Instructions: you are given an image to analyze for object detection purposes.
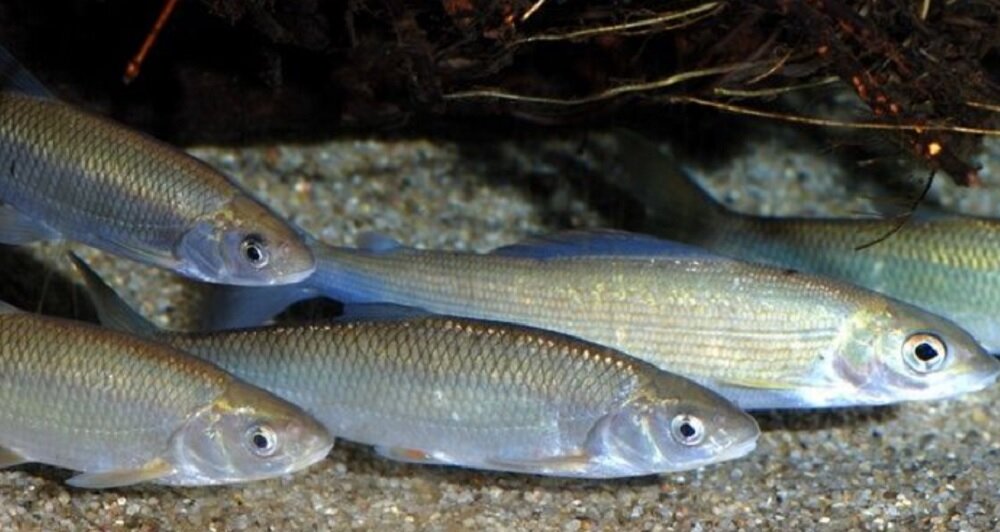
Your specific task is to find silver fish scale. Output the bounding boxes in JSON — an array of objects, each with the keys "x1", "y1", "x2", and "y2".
[
  {"x1": 164, "y1": 317, "x2": 657, "y2": 460},
  {"x1": 323, "y1": 249, "x2": 857, "y2": 386},
  {"x1": 706, "y1": 215, "x2": 1000, "y2": 350},
  {"x1": 0, "y1": 93, "x2": 233, "y2": 251},
  {"x1": 0, "y1": 313, "x2": 228, "y2": 473}
]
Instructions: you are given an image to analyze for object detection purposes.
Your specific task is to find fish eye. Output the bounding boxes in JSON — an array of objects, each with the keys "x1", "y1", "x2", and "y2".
[
  {"x1": 670, "y1": 414, "x2": 705, "y2": 446},
  {"x1": 246, "y1": 424, "x2": 278, "y2": 457},
  {"x1": 902, "y1": 333, "x2": 948, "y2": 373},
  {"x1": 240, "y1": 235, "x2": 269, "y2": 269}
]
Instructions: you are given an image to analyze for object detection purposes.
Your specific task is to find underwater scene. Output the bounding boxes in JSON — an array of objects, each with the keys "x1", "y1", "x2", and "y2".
[{"x1": 0, "y1": 1, "x2": 998, "y2": 530}]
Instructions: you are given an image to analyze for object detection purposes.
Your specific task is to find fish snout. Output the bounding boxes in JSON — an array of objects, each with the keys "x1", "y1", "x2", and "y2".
[{"x1": 705, "y1": 408, "x2": 760, "y2": 463}]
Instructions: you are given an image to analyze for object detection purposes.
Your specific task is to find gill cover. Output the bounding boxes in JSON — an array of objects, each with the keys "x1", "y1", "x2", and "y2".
[{"x1": 176, "y1": 221, "x2": 226, "y2": 283}]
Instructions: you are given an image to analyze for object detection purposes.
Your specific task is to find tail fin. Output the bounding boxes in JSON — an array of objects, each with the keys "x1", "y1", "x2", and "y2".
[
  {"x1": 68, "y1": 254, "x2": 159, "y2": 337},
  {"x1": 613, "y1": 130, "x2": 731, "y2": 241}
]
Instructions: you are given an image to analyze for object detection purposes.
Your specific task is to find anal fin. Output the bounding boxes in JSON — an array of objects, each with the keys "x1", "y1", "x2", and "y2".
[
  {"x1": 0, "y1": 446, "x2": 29, "y2": 468},
  {"x1": 66, "y1": 457, "x2": 174, "y2": 489}
]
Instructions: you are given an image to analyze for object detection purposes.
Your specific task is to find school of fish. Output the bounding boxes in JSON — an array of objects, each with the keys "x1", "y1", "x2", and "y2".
[{"x1": 0, "y1": 46, "x2": 997, "y2": 489}]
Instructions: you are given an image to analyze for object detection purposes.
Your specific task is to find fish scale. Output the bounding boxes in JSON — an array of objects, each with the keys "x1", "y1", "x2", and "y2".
[
  {"x1": 615, "y1": 132, "x2": 1000, "y2": 353},
  {"x1": 0, "y1": 313, "x2": 223, "y2": 473},
  {"x1": 138, "y1": 315, "x2": 757, "y2": 477},
  {"x1": 0, "y1": 306, "x2": 333, "y2": 488},
  {"x1": 0, "y1": 93, "x2": 225, "y2": 245},
  {"x1": 322, "y1": 251, "x2": 847, "y2": 388},
  {"x1": 199, "y1": 228, "x2": 999, "y2": 409},
  {"x1": 700, "y1": 216, "x2": 1000, "y2": 350},
  {"x1": 0, "y1": 47, "x2": 315, "y2": 285}
]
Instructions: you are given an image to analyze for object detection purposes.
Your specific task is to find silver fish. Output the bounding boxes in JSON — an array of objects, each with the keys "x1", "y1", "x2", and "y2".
[
  {"x1": 194, "y1": 230, "x2": 999, "y2": 410},
  {"x1": 0, "y1": 302, "x2": 332, "y2": 488},
  {"x1": 74, "y1": 256, "x2": 759, "y2": 479},
  {"x1": 0, "y1": 47, "x2": 314, "y2": 285},
  {"x1": 615, "y1": 131, "x2": 1000, "y2": 353}
]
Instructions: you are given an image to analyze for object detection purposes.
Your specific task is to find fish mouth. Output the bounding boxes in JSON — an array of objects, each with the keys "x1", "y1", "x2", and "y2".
[
  {"x1": 296, "y1": 439, "x2": 335, "y2": 472},
  {"x1": 713, "y1": 437, "x2": 758, "y2": 464},
  {"x1": 216, "y1": 263, "x2": 316, "y2": 287},
  {"x1": 935, "y1": 367, "x2": 1000, "y2": 399},
  {"x1": 269, "y1": 265, "x2": 316, "y2": 286},
  {"x1": 675, "y1": 441, "x2": 758, "y2": 474},
  {"x1": 883, "y1": 365, "x2": 1000, "y2": 404},
  {"x1": 677, "y1": 436, "x2": 758, "y2": 472}
]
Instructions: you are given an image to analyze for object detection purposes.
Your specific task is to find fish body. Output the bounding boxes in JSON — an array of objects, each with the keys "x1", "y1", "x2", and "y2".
[
  {"x1": 686, "y1": 216, "x2": 1000, "y2": 355},
  {"x1": 72, "y1": 261, "x2": 759, "y2": 478},
  {"x1": 198, "y1": 231, "x2": 1000, "y2": 410},
  {"x1": 616, "y1": 132, "x2": 1000, "y2": 353},
  {"x1": 0, "y1": 303, "x2": 332, "y2": 488},
  {"x1": 0, "y1": 48, "x2": 314, "y2": 285},
  {"x1": 172, "y1": 318, "x2": 760, "y2": 478}
]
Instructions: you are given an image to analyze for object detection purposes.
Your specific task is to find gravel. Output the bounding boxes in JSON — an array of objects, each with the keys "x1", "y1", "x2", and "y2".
[{"x1": 2, "y1": 132, "x2": 999, "y2": 531}]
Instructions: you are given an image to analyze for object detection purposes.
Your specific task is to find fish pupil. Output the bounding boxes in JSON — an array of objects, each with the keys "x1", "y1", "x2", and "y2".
[
  {"x1": 679, "y1": 423, "x2": 697, "y2": 439},
  {"x1": 252, "y1": 433, "x2": 270, "y2": 449},
  {"x1": 245, "y1": 244, "x2": 263, "y2": 263},
  {"x1": 915, "y1": 343, "x2": 939, "y2": 362}
]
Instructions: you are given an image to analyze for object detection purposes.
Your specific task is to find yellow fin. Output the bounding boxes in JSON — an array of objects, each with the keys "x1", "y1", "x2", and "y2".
[{"x1": 66, "y1": 458, "x2": 174, "y2": 489}]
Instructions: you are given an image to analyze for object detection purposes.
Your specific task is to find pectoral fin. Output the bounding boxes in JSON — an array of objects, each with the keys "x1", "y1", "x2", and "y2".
[
  {"x1": 0, "y1": 446, "x2": 29, "y2": 468},
  {"x1": 0, "y1": 205, "x2": 60, "y2": 245},
  {"x1": 66, "y1": 458, "x2": 174, "y2": 489}
]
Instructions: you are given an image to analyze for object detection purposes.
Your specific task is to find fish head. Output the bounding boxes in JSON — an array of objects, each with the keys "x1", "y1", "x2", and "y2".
[
  {"x1": 170, "y1": 382, "x2": 334, "y2": 485},
  {"x1": 176, "y1": 196, "x2": 316, "y2": 286},
  {"x1": 838, "y1": 301, "x2": 1000, "y2": 404},
  {"x1": 590, "y1": 382, "x2": 759, "y2": 475}
]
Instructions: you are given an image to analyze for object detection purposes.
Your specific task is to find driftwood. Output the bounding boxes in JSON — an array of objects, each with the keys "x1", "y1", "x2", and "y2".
[{"x1": 2, "y1": 0, "x2": 997, "y2": 185}]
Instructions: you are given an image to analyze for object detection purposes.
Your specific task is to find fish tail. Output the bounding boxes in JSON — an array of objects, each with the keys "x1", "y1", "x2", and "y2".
[{"x1": 615, "y1": 130, "x2": 734, "y2": 241}]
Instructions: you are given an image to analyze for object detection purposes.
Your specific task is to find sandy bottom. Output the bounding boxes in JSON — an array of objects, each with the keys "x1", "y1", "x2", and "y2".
[{"x1": 1, "y1": 133, "x2": 999, "y2": 530}]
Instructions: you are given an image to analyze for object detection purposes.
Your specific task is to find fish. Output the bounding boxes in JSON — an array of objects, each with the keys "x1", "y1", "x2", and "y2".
[
  {"x1": 0, "y1": 46, "x2": 314, "y2": 285},
  {"x1": 73, "y1": 255, "x2": 760, "y2": 478},
  {"x1": 614, "y1": 131, "x2": 1000, "y2": 353},
  {"x1": 0, "y1": 301, "x2": 333, "y2": 489},
  {"x1": 190, "y1": 229, "x2": 999, "y2": 410}
]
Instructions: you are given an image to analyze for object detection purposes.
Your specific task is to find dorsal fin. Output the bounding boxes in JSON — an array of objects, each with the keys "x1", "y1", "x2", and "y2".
[
  {"x1": 490, "y1": 229, "x2": 716, "y2": 260},
  {"x1": 0, "y1": 300, "x2": 23, "y2": 315},
  {"x1": 68, "y1": 253, "x2": 158, "y2": 337},
  {"x1": 0, "y1": 46, "x2": 54, "y2": 99}
]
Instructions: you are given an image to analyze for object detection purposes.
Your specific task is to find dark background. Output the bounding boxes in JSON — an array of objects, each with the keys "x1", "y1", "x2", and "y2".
[{"x1": 0, "y1": 1, "x2": 996, "y2": 185}]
